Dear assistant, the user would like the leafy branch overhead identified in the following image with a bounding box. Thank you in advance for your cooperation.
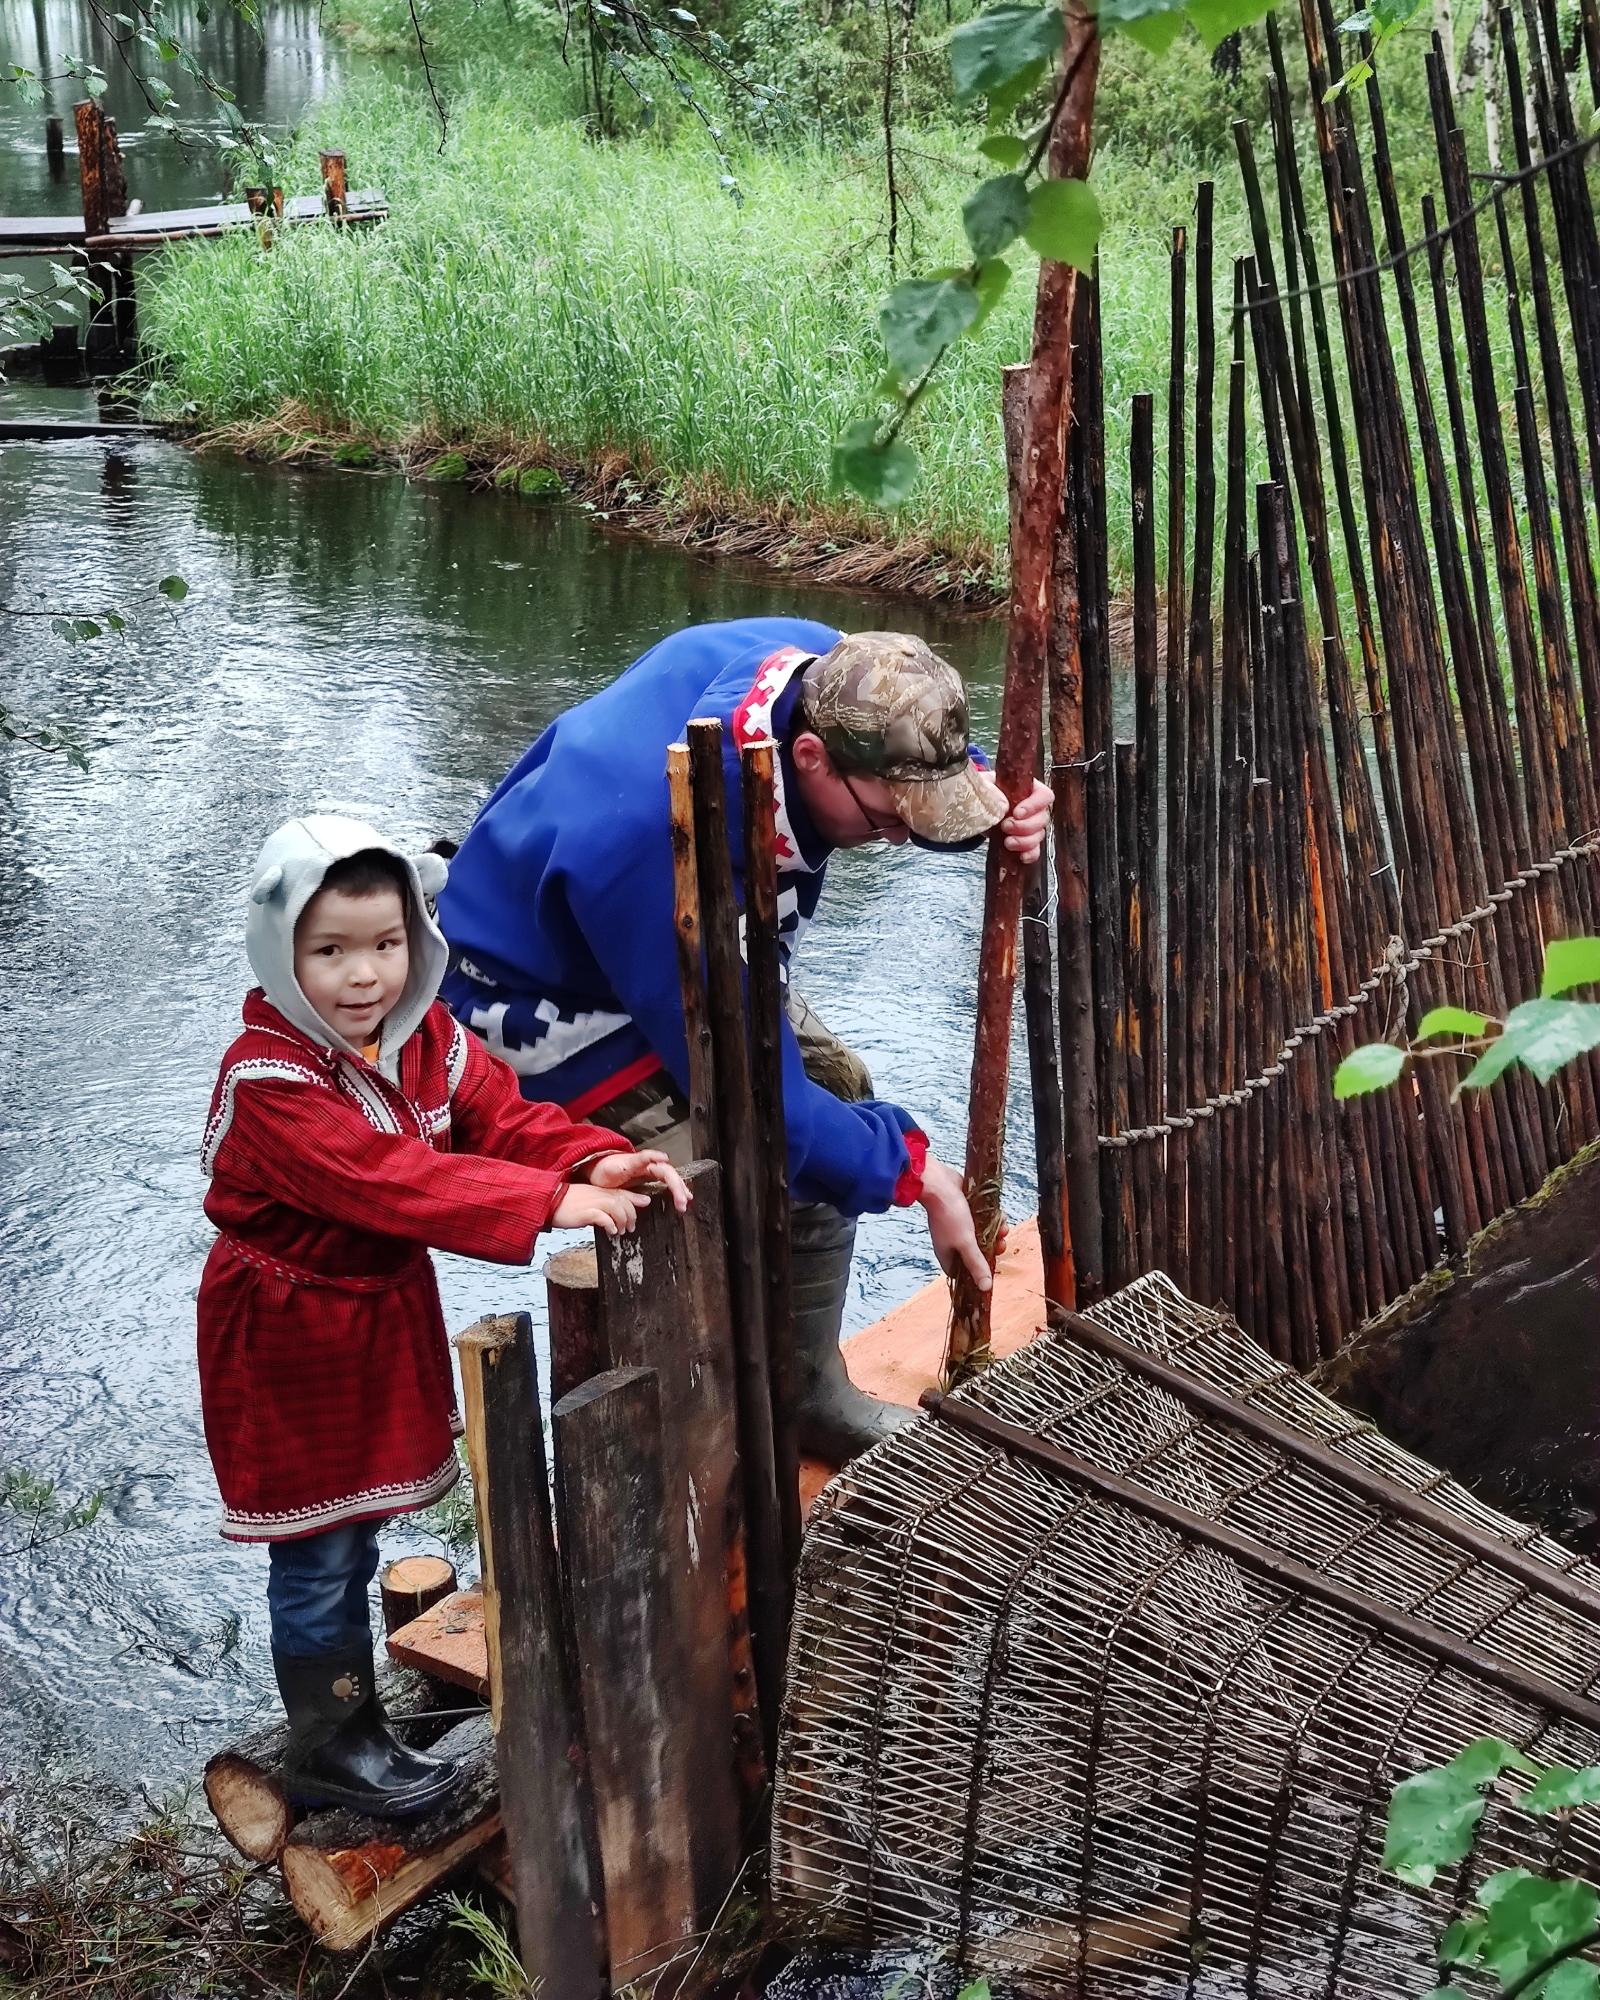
[832,0,1279,506]
[1335,937,1600,1100]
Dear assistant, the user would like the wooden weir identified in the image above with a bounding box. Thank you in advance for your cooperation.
[982,0,1600,1377]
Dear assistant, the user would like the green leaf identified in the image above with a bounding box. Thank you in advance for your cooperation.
[971,256,1013,330]
[1473,1871,1599,1989]
[831,419,920,507]
[1121,9,1188,50]
[984,56,1049,124]
[956,1983,993,2000]
[1183,0,1274,47]
[880,275,981,383]
[1461,998,1600,1087]
[1414,1006,1491,1040]
[1524,1765,1600,1812]
[1334,1042,1406,1098]
[1338,7,1375,25]
[963,174,1030,260]
[1023,177,1102,271]
[1543,936,1600,996]
[948,2,1062,105]
[1384,1741,1534,1886]
[978,132,1028,167]
[1540,1963,1600,2000]
[157,574,188,601]
[1439,1916,1488,1965]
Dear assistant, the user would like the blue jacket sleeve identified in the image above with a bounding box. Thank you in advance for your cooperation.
[570,819,922,1217]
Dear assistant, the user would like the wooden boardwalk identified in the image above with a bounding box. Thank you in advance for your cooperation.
[0,190,386,259]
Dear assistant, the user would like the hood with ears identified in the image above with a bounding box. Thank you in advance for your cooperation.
[245,815,450,1064]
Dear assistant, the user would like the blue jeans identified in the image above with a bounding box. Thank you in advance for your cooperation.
[267,1521,382,1658]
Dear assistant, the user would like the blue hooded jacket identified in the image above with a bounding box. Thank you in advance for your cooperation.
[438,617,924,1217]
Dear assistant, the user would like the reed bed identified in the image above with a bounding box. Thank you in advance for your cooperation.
[137,70,1248,590]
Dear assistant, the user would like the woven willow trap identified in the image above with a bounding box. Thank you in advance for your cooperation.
[771,1272,1600,1996]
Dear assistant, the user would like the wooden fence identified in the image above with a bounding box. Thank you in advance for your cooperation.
[1027,0,1600,1365]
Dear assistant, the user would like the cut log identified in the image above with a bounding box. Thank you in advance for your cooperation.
[380,1554,458,1636]
[279,1716,500,1952]
[204,1667,471,1864]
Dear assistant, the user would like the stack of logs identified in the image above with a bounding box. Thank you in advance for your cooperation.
[203,725,803,1991]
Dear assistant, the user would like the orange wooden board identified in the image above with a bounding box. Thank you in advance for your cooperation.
[388,1222,1048,1686]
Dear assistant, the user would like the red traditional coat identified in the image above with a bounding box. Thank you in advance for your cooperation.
[197,991,627,1540]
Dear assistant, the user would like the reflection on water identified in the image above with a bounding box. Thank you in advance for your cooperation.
[0,436,1029,1808]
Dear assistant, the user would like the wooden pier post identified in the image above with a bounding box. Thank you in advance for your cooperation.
[74,99,106,241]
[45,115,64,176]
[320,149,348,218]
[457,1312,606,1996]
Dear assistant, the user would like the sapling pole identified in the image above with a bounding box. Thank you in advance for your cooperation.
[944,1,1098,1382]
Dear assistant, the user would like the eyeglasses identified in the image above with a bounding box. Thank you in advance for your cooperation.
[841,769,905,839]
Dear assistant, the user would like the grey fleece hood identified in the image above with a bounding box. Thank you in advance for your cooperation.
[245,815,450,1068]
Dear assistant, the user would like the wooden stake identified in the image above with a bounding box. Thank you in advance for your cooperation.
[741,737,802,1575]
[686,717,788,1769]
[667,742,718,1160]
[945,2,1099,1379]
[380,1556,458,1637]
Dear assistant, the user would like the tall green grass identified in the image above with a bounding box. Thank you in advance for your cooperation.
[140,68,1257,584]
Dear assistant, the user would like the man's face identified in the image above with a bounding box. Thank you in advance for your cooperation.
[789,731,912,848]
[293,885,410,1043]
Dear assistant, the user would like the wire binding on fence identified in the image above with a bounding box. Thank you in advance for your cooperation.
[1098,831,1600,1149]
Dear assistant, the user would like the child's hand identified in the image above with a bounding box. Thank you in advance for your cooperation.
[551,1183,653,1235]
[579,1148,694,1214]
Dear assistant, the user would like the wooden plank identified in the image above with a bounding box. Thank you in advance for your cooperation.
[0,420,162,441]
[457,1313,606,1995]
[554,1368,699,1988]
[0,215,86,245]
[594,1160,746,1906]
[384,1588,487,1694]
[279,1716,500,1952]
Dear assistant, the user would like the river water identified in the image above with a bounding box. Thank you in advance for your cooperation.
[0,9,1031,1803]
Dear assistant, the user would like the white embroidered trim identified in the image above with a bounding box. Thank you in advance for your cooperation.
[219,1448,461,1540]
[201,1059,329,1177]
[422,1104,452,1139]
[338,1060,404,1136]
[445,1015,471,1098]
[467,996,632,1078]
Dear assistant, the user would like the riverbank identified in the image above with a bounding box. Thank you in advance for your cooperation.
[136,66,1256,598]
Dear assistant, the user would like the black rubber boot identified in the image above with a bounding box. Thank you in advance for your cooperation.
[273,1642,462,1818]
[791,1200,914,1466]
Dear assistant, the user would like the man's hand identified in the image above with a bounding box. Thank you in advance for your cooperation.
[999,778,1054,865]
[918,1157,1008,1292]
[577,1148,693,1212]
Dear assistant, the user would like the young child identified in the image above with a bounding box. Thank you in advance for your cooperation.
[197,815,688,1817]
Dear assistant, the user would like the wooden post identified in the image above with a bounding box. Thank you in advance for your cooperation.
[74,99,107,240]
[380,1555,458,1637]
[45,115,64,175]
[553,1368,698,1988]
[685,717,788,1772]
[245,185,269,215]
[946,4,1100,1377]
[102,116,127,219]
[456,1313,606,1996]
[320,149,348,217]
[593,1160,750,1889]
[740,736,802,1576]
[667,742,718,1161]
[545,1242,607,1404]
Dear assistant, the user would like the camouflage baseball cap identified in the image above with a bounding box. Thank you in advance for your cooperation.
[798,632,1007,848]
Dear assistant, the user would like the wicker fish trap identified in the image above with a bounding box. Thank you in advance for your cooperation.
[772,1271,1600,1996]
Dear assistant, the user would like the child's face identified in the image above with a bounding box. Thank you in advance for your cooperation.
[293,885,410,1044]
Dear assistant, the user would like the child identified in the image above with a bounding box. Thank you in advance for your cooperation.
[197,815,688,1817]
